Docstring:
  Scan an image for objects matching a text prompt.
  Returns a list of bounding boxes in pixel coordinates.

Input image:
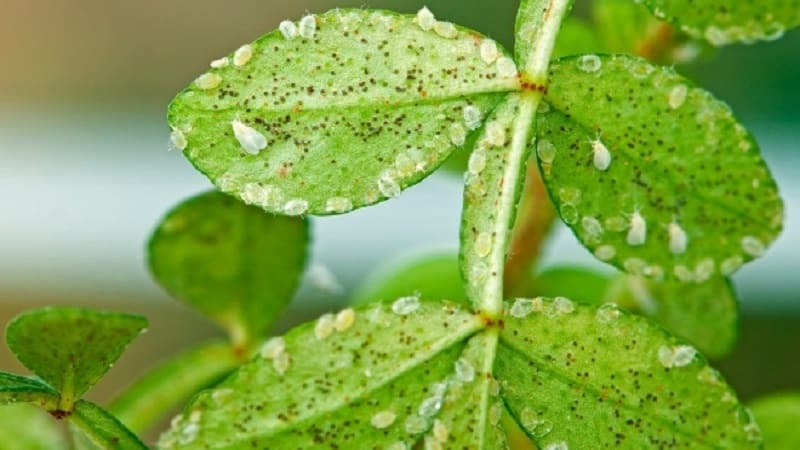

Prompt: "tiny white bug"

[668,220,688,254]
[588,132,611,171]
[627,210,647,246]
[231,118,268,155]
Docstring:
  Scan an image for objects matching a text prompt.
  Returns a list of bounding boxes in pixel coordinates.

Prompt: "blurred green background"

[0,0,797,408]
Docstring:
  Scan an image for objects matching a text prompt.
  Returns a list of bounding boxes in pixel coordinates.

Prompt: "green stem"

[108,340,240,435]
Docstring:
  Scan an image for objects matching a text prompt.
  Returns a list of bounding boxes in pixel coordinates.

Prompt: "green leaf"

[496,297,762,448]
[515,0,575,74]
[0,372,59,408]
[638,0,800,46]
[531,266,612,301]
[604,274,739,358]
[552,18,604,59]
[537,54,783,282]
[169,8,518,216]
[349,251,468,306]
[0,404,67,450]
[750,391,800,450]
[156,300,484,449]
[70,401,147,450]
[6,308,147,410]
[109,340,240,434]
[149,191,308,345]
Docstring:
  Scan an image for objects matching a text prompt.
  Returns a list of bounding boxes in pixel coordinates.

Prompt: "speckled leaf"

[538,54,783,282]
[604,275,739,358]
[461,94,535,308]
[149,191,308,345]
[157,301,484,449]
[6,308,146,408]
[750,391,800,450]
[496,297,762,449]
[349,252,468,306]
[0,372,59,408]
[0,404,67,450]
[70,401,147,450]
[169,9,518,216]
[515,0,575,71]
[638,0,800,46]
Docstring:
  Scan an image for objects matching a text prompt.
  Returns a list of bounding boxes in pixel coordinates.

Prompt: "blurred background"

[0,0,797,409]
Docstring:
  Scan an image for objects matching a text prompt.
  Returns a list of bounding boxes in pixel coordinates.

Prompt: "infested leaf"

[148,191,308,345]
[515,0,576,72]
[496,297,762,448]
[5,308,147,409]
[157,301,484,449]
[638,0,800,46]
[537,54,783,282]
[750,391,800,450]
[169,9,518,216]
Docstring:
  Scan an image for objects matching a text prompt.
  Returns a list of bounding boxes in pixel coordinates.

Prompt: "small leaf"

[70,400,148,450]
[638,0,800,46]
[169,9,518,216]
[0,372,59,408]
[109,340,240,434]
[496,297,762,448]
[604,274,739,358]
[349,251,468,306]
[6,308,147,409]
[750,391,800,450]
[532,266,612,301]
[538,54,783,282]
[0,404,67,450]
[149,191,308,345]
[157,301,483,449]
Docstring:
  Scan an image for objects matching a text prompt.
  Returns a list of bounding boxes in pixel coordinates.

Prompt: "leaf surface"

[496,297,762,448]
[750,391,800,450]
[0,372,59,408]
[70,401,148,450]
[538,54,783,282]
[5,308,147,407]
[157,301,484,449]
[149,191,308,344]
[638,0,800,46]
[169,9,519,216]
[0,404,67,450]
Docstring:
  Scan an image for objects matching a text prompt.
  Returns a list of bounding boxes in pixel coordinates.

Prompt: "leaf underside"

[169,9,518,216]
[5,308,147,403]
[149,191,308,341]
[497,297,760,449]
[538,54,783,283]
[639,0,800,46]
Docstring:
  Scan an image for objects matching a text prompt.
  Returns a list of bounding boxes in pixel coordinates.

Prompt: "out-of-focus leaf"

[6,308,147,409]
[531,266,612,302]
[497,297,762,448]
[149,191,308,345]
[552,17,604,59]
[750,391,800,450]
[0,404,67,450]
[70,401,147,450]
[538,54,783,282]
[169,9,518,216]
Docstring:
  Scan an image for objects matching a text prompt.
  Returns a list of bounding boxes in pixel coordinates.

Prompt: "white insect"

[588,133,611,171]
[626,210,647,246]
[233,44,253,67]
[668,220,688,254]
[231,118,267,154]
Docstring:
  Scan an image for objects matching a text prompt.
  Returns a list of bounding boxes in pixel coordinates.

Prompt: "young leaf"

[149,191,308,346]
[349,251,468,306]
[169,9,518,216]
[5,308,147,410]
[537,54,783,282]
[604,274,739,358]
[157,301,483,449]
[0,404,67,450]
[109,340,240,434]
[70,400,148,450]
[750,391,800,450]
[496,297,762,448]
[637,0,800,46]
[0,372,59,408]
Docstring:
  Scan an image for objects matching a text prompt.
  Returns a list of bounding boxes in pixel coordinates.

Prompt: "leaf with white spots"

[750,391,800,450]
[148,191,308,346]
[5,308,147,410]
[604,274,739,358]
[638,0,800,46]
[537,54,783,283]
[169,9,519,216]
[156,301,484,449]
[496,297,762,449]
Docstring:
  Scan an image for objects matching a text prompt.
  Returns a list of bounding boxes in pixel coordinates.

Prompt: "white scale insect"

[588,132,611,171]
[668,220,688,254]
[627,210,647,246]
